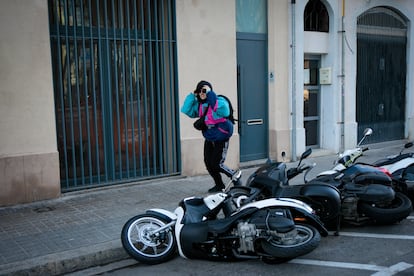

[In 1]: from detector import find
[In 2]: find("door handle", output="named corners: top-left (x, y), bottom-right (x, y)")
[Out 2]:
top-left (246, 119), bottom-right (263, 125)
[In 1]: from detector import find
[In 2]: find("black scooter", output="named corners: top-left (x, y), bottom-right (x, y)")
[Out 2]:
top-left (233, 150), bottom-right (341, 232)
top-left (232, 145), bottom-right (411, 234)
top-left (371, 141), bottom-right (414, 199)
top-left (314, 128), bottom-right (412, 198)
top-left (310, 128), bottom-right (412, 226)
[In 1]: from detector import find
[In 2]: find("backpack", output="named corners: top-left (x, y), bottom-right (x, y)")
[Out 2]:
top-left (218, 94), bottom-right (237, 124)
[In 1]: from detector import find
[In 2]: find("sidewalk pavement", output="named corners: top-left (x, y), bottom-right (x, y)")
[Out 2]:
top-left (0, 140), bottom-right (410, 275)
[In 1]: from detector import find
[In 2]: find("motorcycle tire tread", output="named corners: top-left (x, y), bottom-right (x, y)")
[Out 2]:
top-left (358, 192), bottom-right (412, 225)
top-left (121, 214), bottom-right (177, 265)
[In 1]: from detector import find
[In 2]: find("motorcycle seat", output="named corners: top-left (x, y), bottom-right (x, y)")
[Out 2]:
top-left (372, 153), bottom-right (414, 166)
top-left (343, 183), bottom-right (395, 202)
top-left (181, 197), bottom-right (212, 224)
top-left (207, 207), bottom-right (257, 234)
top-left (353, 173), bottom-right (391, 185)
top-left (341, 164), bottom-right (390, 184)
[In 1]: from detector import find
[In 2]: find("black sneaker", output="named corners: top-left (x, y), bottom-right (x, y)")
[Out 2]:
top-left (208, 186), bottom-right (224, 193)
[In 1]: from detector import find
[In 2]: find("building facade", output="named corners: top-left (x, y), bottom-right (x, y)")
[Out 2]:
top-left (0, 0), bottom-right (413, 206)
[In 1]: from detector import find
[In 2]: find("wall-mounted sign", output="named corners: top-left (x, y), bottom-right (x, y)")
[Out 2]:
top-left (319, 67), bottom-right (331, 85)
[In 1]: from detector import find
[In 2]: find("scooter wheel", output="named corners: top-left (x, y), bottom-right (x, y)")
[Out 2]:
top-left (358, 192), bottom-right (412, 224)
top-left (121, 214), bottom-right (177, 264)
top-left (261, 223), bottom-right (320, 259)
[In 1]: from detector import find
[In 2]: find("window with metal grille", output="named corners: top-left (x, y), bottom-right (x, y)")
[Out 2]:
top-left (48, 0), bottom-right (179, 191)
top-left (304, 0), bottom-right (329, 32)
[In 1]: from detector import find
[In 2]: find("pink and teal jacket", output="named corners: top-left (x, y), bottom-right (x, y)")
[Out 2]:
top-left (181, 91), bottom-right (233, 141)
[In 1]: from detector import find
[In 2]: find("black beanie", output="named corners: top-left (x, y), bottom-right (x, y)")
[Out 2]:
top-left (195, 80), bottom-right (213, 92)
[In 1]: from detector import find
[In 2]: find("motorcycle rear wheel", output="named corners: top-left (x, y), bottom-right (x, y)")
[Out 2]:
top-left (358, 192), bottom-right (412, 224)
top-left (260, 223), bottom-right (320, 259)
top-left (121, 214), bottom-right (177, 265)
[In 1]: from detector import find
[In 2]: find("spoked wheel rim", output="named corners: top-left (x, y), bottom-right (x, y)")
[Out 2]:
top-left (127, 217), bottom-right (174, 258)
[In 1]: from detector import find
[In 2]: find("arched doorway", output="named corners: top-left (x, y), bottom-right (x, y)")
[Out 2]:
top-left (356, 7), bottom-right (407, 142)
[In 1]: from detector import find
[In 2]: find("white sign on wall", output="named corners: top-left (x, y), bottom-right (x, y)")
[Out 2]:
top-left (319, 67), bottom-right (331, 85)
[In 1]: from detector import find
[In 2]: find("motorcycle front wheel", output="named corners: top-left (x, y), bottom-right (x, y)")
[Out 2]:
top-left (358, 192), bottom-right (412, 224)
top-left (260, 223), bottom-right (320, 259)
top-left (121, 214), bottom-right (177, 265)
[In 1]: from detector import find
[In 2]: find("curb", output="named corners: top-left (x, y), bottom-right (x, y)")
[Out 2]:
top-left (0, 241), bottom-right (128, 276)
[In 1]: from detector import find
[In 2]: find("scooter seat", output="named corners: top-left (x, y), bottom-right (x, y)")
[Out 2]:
top-left (343, 183), bottom-right (395, 202)
top-left (207, 207), bottom-right (257, 234)
top-left (353, 172), bottom-right (391, 185)
top-left (373, 153), bottom-right (414, 166)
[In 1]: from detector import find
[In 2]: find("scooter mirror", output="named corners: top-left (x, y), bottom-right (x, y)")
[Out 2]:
top-left (297, 148), bottom-right (312, 168)
top-left (357, 128), bottom-right (373, 146)
top-left (363, 128), bottom-right (373, 136)
top-left (405, 142), bottom-right (413, 149)
top-left (301, 148), bottom-right (312, 160)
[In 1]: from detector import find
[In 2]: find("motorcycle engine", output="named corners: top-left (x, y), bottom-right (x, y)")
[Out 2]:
top-left (236, 222), bottom-right (256, 253)
top-left (342, 196), bottom-right (359, 221)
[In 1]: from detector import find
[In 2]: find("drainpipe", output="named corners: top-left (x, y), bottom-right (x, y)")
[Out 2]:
top-left (340, 0), bottom-right (345, 151)
top-left (291, 0), bottom-right (297, 161)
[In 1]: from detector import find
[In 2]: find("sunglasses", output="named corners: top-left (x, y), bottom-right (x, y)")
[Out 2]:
top-left (196, 88), bottom-right (207, 94)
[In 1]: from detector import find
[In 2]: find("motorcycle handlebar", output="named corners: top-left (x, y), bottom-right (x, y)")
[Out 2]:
top-left (296, 163), bottom-right (314, 173)
top-left (287, 168), bottom-right (299, 179)
top-left (287, 162), bottom-right (315, 180)
top-left (300, 164), bottom-right (311, 171)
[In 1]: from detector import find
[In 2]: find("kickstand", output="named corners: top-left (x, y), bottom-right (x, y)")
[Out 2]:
top-left (334, 215), bottom-right (341, 236)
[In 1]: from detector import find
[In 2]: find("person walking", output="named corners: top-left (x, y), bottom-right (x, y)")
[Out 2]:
top-left (181, 80), bottom-right (239, 193)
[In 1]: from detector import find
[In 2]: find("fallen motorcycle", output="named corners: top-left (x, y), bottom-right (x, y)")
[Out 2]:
top-left (121, 175), bottom-right (328, 265)
top-left (314, 127), bottom-right (413, 203)
top-left (371, 141), bottom-right (414, 199)
top-left (232, 151), bottom-right (341, 231)
top-left (232, 131), bottom-right (411, 233)
top-left (308, 128), bottom-right (412, 226)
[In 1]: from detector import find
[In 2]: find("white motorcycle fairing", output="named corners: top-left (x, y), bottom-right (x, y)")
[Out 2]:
top-left (174, 193), bottom-right (228, 259)
top-left (381, 158), bottom-right (414, 174)
top-left (238, 197), bottom-right (314, 214)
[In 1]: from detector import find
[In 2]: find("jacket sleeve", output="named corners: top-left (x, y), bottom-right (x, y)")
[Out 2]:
top-left (180, 93), bottom-right (199, 118)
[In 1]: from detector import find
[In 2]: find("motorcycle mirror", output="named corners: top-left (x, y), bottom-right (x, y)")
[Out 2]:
top-left (363, 128), bottom-right (373, 136)
top-left (298, 148), bottom-right (312, 167)
top-left (405, 142), bottom-right (413, 149)
top-left (400, 141), bottom-right (414, 155)
top-left (357, 128), bottom-right (373, 146)
top-left (302, 148), bottom-right (312, 159)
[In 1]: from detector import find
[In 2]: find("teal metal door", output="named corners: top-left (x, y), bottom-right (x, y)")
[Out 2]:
top-left (48, 0), bottom-right (180, 191)
top-left (237, 33), bottom-right (268, 162)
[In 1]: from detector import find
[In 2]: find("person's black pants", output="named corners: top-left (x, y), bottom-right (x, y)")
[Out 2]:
top-left (204, 140), bottom-right (235, 188)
